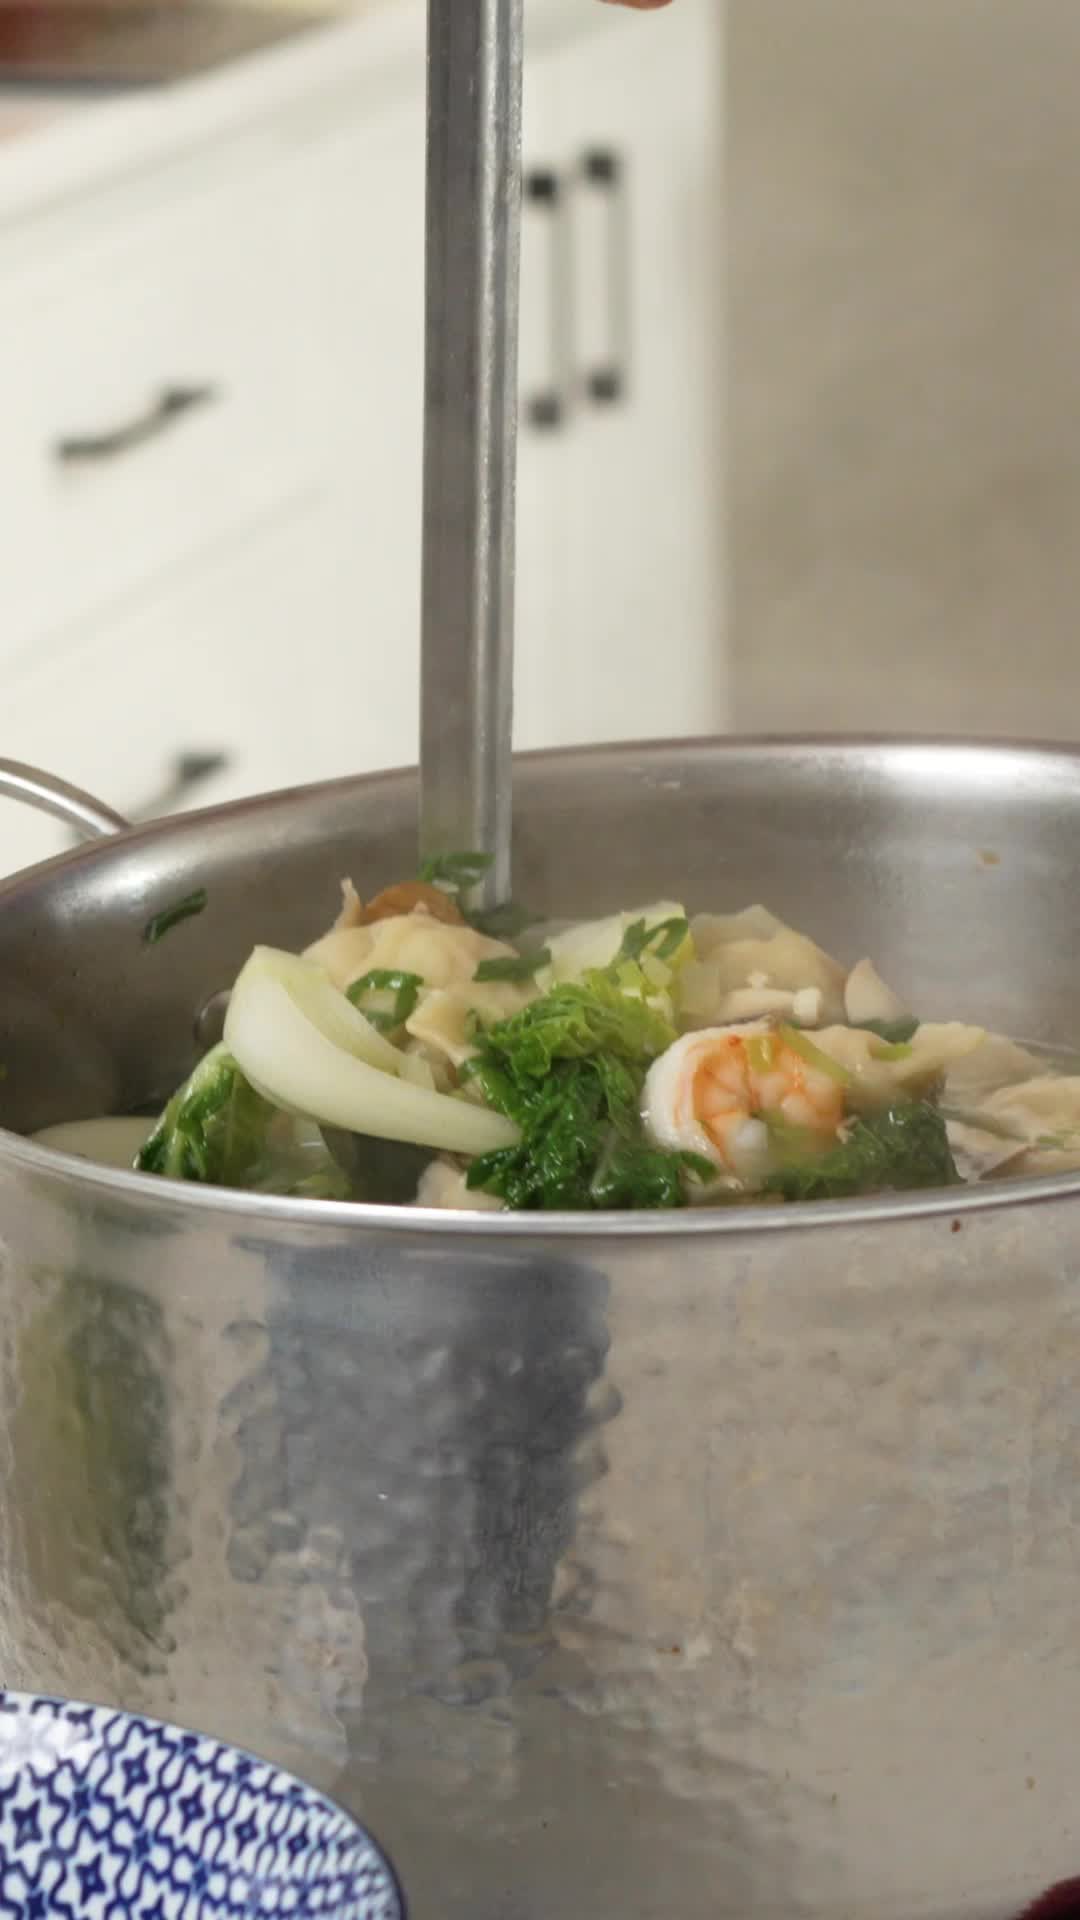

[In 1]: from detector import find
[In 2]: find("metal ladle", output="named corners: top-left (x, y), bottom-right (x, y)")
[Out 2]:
top-left (418, 0), bottom-right (523, 914)
top-left (325, 0), bottom-right (524, 1189)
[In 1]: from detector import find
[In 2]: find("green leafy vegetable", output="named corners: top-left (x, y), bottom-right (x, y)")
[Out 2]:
top-left (136, 1044), bottom-right (349, 1198)
top-left (462, 978), bottom-right (690, 1210)
top-left (763, 1101), bottom-right (959, 1203)
top-left (346, 969), bottom-right (424, 1033)
top-left (466, 973), bottom-right (675, 1081)
top-left (861, 1015), bottom-right (919, 1045)
top-left (142, 888), bottom-right (208, 946)
top-left (474, 947), bottom-right (552, 984)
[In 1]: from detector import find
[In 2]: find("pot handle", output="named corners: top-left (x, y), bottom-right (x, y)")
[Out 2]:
top-left (0, 758), bottom-right (130, 842)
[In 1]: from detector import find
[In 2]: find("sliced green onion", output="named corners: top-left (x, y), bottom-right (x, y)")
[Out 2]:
top-left (418, 850), bottom-right (493, 892)
top-left (760, 1107), bottom-right (835, 1161)
top-left (347, 969), bottom-right (424, 1032)
top-left (745, 1033), bottom-right (778, 1074)
top-left (471, 900), bottom-right (540, 940)
top-left (143, 888), bottom-right (208, 946)
top-left (653, 917), bottom-right (691, 961)
top-left (861, 1015), bottom-right (919, 1045)
top-left (869, 1038), bottom-right (914, 1061)
top-left (474, 947), bottom-right (552, 984)
top-left (640, 954), bottom-right (672, 989)
top-left (779, 1024), bottom-right (853, 1086)
top-left (415, 850), bottom-right (538, 938)
top-left (613, 915), bottom-right (689, 968)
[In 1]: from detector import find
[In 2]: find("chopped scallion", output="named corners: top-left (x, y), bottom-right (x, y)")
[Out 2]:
top-left (861, 1015), bottom-right (919, 1045)
top-left (613, 915), bottom-right (690, 968)
top-left (779, 1024), bottom-right (852, 1086)
top-left (143, 888), bottom-right (208, 946)
top-left (347, 969), bottom-right (424, 1033)
top-left (474, 947), bottom-right (552, 984)
top-left (745, 1033), bottom-right (777, 1074)
top-left (869, 1038), bottom-right (914, 1061)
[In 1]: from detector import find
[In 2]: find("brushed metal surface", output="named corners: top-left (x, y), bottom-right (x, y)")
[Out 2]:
top-left (0, 755), bottom-right (129, 843)
top-left (0, 736), bottom-right (1077, 1918)
top-left (419, 0), bottom-right (522, 907)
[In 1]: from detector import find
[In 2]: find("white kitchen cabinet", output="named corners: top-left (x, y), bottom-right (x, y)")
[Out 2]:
top-left (0, 495), bottom-right (423, 877)
top-left (515, 0), bottom-right (725, 749)
top-left (297, 3), bottom-right (725, 767)
top-left (0, 160), bottom-right (319, 661)
top-left (294, 70), bottom-right (426, 778)
top-left (0, 1), bottom-right (723, 881)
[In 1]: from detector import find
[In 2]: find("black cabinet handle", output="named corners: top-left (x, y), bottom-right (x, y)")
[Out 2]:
top-left (580, 148), bottom-right (630, 407)
top-left (53, 383), bottom-right (219, 464)
top-left (129, 751), bottom-right (230, 823)
top-left (62, 750), bottom-right (229, 846)
top-left (523, 168), bottom-right (573, 431)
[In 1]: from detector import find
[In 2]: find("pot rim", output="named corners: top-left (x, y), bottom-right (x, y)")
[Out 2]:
top-left (3, 727), bottom-right (1080, 897)
top-left (4, 727), bottom-right (1080, 1237)
top-left (3, 1123), bottom-right (1078, 1240)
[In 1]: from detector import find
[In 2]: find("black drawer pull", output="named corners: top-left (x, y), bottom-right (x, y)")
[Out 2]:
top-left (523, 167), bottom-right (573, 431)
top-left (130, 750), bottom-right (230, 822)
top-left (580, 147), bottom-right (630, 407)
top-left (54, 383), bottom-right (219, 464)
top-left (61, 749), bottom-right (229, 847)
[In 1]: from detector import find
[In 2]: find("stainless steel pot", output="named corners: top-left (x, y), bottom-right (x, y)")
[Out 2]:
top-left (0, 735), bottom-right (1077, 1920)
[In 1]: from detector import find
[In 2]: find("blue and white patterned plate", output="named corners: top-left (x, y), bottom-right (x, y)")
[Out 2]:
top-left (0, 1691), bottom-right (406, 1920)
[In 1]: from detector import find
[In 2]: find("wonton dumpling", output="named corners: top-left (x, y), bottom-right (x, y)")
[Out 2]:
top-left (539, 902), bottom-right (690, 988)
top-left (405, 979), bottom-right (533, 1068)
top-left (305, 911), bottom-right (536, 1066)
top-left (682, 907), bottom-right (847, 1027)
top-left (946, 1075), bottom-right (1080, 1180)
top-left (324, 876), bottom-right (464, 932)
top-left (980, 1074), bottom-right (1080, 1134)
top-left (305, 911), bottom-right (521, 996)
top-left (690, 906), bottom-right (783, 950)
top-left (967, 1075), bottom-right (1080, 1175)
top-left (812, 1022), bottom-right (985, 1108)
top-left (941, 1031), bottom-right (1044, 1105)
top-left (944, 1119), bottom-right (1029, 1185)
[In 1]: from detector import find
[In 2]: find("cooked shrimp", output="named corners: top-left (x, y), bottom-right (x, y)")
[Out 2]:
top-left (643, 1021), bottom-right (846, 1182)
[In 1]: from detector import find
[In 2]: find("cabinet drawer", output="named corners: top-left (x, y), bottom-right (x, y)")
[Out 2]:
top-left (0, 506), bottom-right (420, 880)
top-left (0, 167), bottom-right (317, 666)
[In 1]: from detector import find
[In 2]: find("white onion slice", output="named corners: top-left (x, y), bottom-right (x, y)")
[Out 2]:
top-left (238, 947), bottom-right (404, 1072)
top-left (224, 947), bottom-right (518, 1156)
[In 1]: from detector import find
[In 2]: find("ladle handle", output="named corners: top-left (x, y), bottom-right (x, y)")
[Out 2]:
top-left (419, 0), bottom-right (523, 911)
top-left (0, 758), bottom-right (129, 842)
